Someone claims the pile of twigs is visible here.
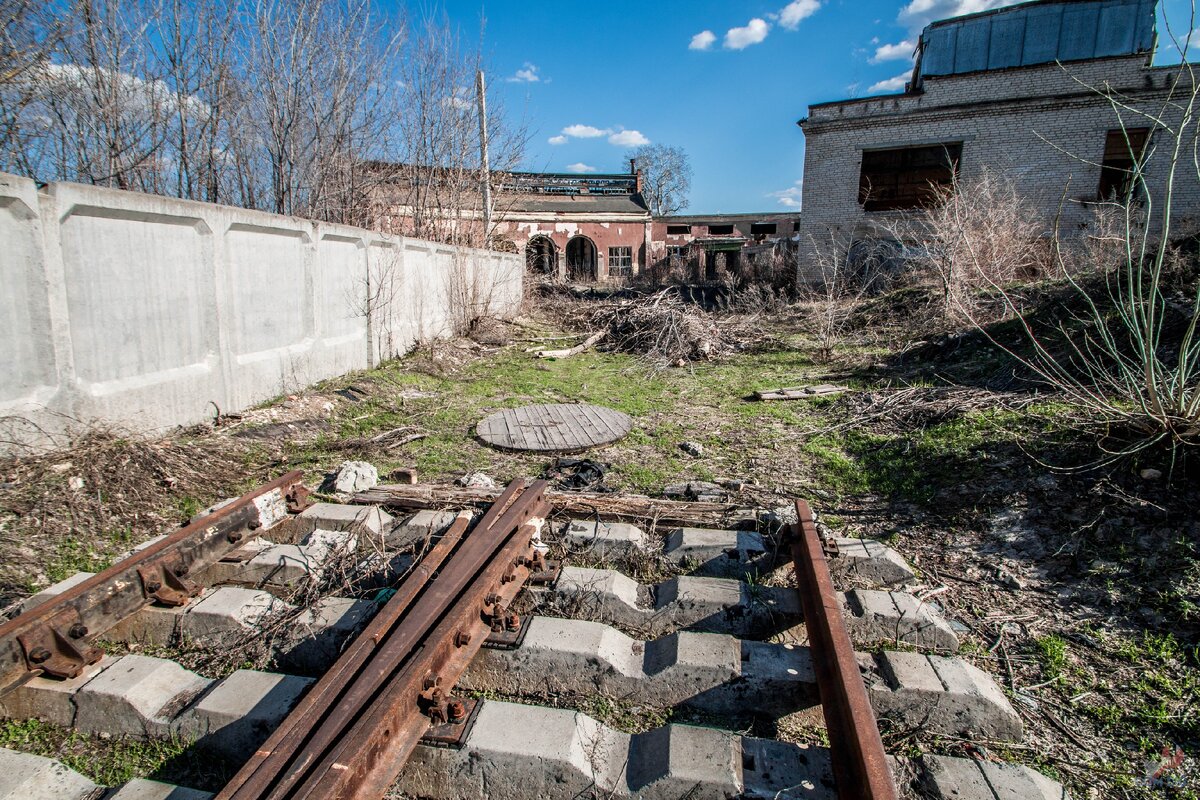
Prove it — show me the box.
[805,386,1041,436]
[589,290,770,363]
[0,429,248,606]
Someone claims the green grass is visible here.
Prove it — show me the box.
[1036,634,1068,679]
[0,719,231,790]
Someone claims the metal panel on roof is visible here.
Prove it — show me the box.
[918,0,1156,81]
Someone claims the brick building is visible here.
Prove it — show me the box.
[649,213,800,281]
[795,0,1200,279]
[493,171,653,282]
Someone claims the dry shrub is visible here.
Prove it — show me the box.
[0,430,249,606]
[880,168,1054,321]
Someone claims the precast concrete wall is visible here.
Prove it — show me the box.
[0,172,522,447]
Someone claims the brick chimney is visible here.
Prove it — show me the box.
[631,159,643,193]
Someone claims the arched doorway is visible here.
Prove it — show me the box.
[526,235,558,276]
[565,236,597,282]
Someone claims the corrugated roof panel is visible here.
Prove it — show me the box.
[921,26,958,75]
[988,16,1026,68]
[917,0,1156,83]
[1023,6,1065,63]
[1058,4,1101,60]
[1096,4,1138,55]
[954,17,992,72]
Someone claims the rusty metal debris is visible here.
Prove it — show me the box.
[790,499,898,800]
[0,471,308,691]
[217,478,549,800]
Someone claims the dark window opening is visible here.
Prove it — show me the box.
[1098,128,1150,201]
[709,224,734,235]
[750,222,777,235]
[666,224,691,235]
[858,142,962,211]
[792,221,801,232]
[608,246,633,276]
[667,245,687,260]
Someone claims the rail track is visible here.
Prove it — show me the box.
[0,475,1070,800]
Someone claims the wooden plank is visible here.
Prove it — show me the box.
[353,483,746,528]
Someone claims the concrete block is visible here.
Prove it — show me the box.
[871,651,1021,739]
[562,519,647,558]
[241,544,321,586]
[828,536,915,587]
[0,655,116,727]
[389,510,460,548]
[180,587,293,641]
[400,700,840,800]
[842,589,959,652]
[106,778,213,799]
[74,655,210,737]
[555,568,957,649]
[301,528,358,555]
[554,567,797,638]
[627,724,739,797]
[278,596,376,673]
[196,540,275,585]
[106,591,209,645]
[466,616,1010,737]
[20,572,93,613]
[664,528,768,578]
[174,669,312,760]
[0,747,100,799]
[741,738,836,799]
[919,753,1070,799]
[293,502,392,541]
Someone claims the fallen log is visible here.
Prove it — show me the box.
[754,384,849,401]
[352,483,753,528]
[536,330,604,359]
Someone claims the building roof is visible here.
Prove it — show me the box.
[914,0,1156,87]
[503,193,650,215]
[659,212,798,223]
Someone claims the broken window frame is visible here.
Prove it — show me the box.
[858,142,963,212]
[608,246,633,276]
[1098,127,1151,203]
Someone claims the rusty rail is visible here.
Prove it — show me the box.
[790,499,898,800]
[218,478,548,800]
[0,471,309,694]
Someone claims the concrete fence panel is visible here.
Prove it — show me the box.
[0,172,522,449]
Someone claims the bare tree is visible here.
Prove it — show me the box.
[627,143,692,216]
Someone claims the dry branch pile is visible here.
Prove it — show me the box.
[0,431,249,606]
[807,386,1041,436]
[586,291,774,364]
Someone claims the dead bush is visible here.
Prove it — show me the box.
[878,168,1054,321]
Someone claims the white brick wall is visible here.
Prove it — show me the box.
[796,56,1200,280]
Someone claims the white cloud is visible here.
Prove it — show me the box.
[566,162,597,173]
[562,124,610,138]
[548,135,568,145]
[768,180,804,209]
[506,62,541,83]
[689,30,717,50]
[868,71,910,93]
[871,39,916,63]
[779,0,820,29]
[897,0,1008,33]
[608,129,650,147]
[724,18,770,50]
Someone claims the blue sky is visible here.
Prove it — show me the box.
[435,0,1197,214]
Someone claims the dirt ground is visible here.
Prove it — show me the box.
[0,291,1196,799]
